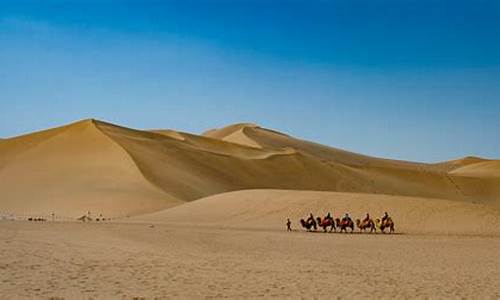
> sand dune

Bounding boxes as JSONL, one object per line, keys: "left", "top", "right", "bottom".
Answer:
{"left": 138, "top": 189, "right": 500, "bottom": 235}
{"left": 203, "top": 123, "right": 263, "bottom": 148}
{"left": 203, "top": 123, "right": 500, "bottom": 203}
{"left": 0, "top": 119, "right": 499, "bottom": 220}
{"left": 0, "top": 120, "right": 179, "bottom": 219}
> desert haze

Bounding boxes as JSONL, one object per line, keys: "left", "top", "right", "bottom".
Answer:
{"left": 1, "top": 119, "right": 499, "bottom": 298}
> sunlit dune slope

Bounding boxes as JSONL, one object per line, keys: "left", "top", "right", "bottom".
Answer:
{"left": 0, "top": 119, "right": 499, "bottom": 218}
{"left": 137, "top": 189, "right": 500, "bottom": 235}
{"left": 203, "top": 123, "right": 262, "bottom": 148}
{"left": 450, "top": 160, "right": 500, "bottom": 178}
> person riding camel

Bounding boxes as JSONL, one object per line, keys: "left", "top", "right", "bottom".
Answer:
{"left": 325, "top": 212, "right": 332, "bottom": 221}
{"left": 363, "top": 213, "right": 370, "bottom": 223}
{"left": 342, "top": 213, "right": 351, "bottom": 224}
{"left": 381, "top": 212, "right": 389, "bottom": 224}
{"left": 306, "top": 213, "right": 315, "bottom": 224}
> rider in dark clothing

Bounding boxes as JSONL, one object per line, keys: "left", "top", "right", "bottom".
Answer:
{"left": 306, "top": 213, "right": 314, "bottom": 223}
{"left": 381, "top": 212, "right": 389, "bottom": 223}
{"left": 325, "top": 212, "right": 332, "bottom": 221}
{"left": 363, "top": 213, "right": 370, "bottom": 223}
{"left": 342, "top": 213, "right": 352, "bottom": 223}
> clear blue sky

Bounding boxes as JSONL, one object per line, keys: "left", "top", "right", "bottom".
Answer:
{"left": 1, "top": 0, "right": 499, "bottom": 162}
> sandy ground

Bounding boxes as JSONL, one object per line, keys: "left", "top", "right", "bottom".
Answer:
{"left": 1, "top": 220, "right": 500, "bottom": 299}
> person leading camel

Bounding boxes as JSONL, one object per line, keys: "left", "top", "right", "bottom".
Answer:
{"left": 286, "top": 218, "right": 292, "bottom": 231}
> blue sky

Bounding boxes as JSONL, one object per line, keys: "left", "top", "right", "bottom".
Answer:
{"left": 1, "top": 0, "right": 499, "bottom": 162}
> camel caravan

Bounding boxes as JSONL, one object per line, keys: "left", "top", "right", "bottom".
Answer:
{"left": 77, "top": 211, "right": 107, "bottom": 222}
{"left": 295, "top": 212, "right": 395, "bottom": 234}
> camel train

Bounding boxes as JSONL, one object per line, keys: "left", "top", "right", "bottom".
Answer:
{"left": 299, "top": 212, "right": 395, "bottom": 234}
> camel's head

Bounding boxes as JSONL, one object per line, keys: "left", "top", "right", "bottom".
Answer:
{"left": 355, "top": 219, "right": 361, "bottom": 225}
{"left": 300, "top": 219, "right": 305, "bottom": 226}
{"left": 375, "top": 218, "right": 381, "bottom": 224}
{"left": 316, "top": 217, "right": 322, "bottom": 223}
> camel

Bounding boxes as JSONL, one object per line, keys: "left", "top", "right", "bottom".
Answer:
{"left": 355, "top": 218, "right": 376, "bottom": 233}
{"left": 300, "top": 218, "right": 317, "bottom": 231}
{"left": 316, "top": 217, "right": 336, "bottom": 232}
{"left": 375, "top": 217, "right": 395, "bottom": 233}
{"left": 335, "top": 218, "right": 354, "bottom": 233}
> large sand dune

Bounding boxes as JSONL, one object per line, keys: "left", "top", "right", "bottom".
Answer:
{"left": 0, "top": 120, "right": 179, "bottom": 218}
{"left": 0, "top": 119, "right": 499, "bottom": 220}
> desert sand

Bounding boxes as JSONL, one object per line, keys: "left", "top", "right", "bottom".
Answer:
{"left": 1, "top": 220, "right": 500, "bottom": 298}
{"left": 1, "top": 119, "right": 499, "bottom": 298}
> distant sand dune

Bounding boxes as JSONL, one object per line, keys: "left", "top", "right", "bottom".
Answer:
{"left": 450, "top": 160, "right": 500, "bottom": 178}
{"left": 203, "top": 123, "right": 262, "bottom": 148}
